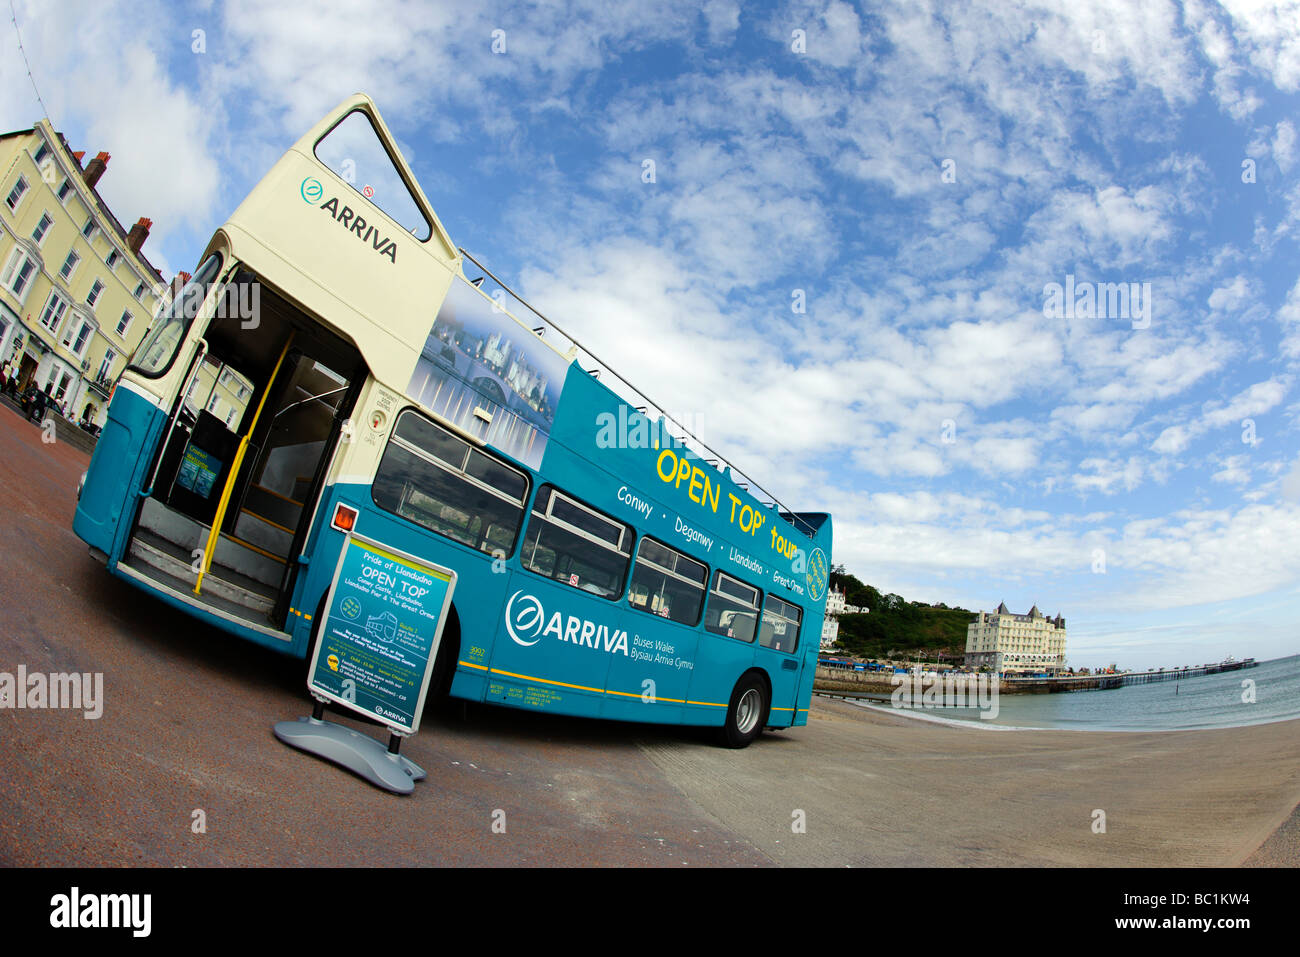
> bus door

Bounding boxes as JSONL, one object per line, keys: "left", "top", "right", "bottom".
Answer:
{"left": 123, "top": 269, "right": 363, "bottom": 635}
{"left": 754, "top": 595, "right": 804, "bottom": 725}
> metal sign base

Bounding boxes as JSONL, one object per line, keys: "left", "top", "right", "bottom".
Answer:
{"left": 274, "top": 715, "right": 426, "bottom": 795}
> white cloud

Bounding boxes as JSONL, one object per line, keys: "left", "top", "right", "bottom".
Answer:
{"left": 1207, "top": 275, "right": 1254, "bottom": 312}
{"left": 1278, "top": 276, "right": 1300, "bottom": 359}
{"left": 1152, "top": 423, "right": 1193, "bottom": 456}
{"left": 780, "top": 0, "right": 865, "bottom": 69}
{"left": 702, "top": 0, "right": 740, "bottom": 45}
{"left": 1216, "top": 0, "right": 1300, "bottom": 92}
{"left": 1072, "top": 455, "right": 1145, "bottom": 494}
{"left": 1151, "top": 376, "right": 1292, "bottom": 455}
{"left": 1211, "top": 454, "right": 1252, "bottom": 485}
{"left": 1274, "top": 119, "right": 1298, "bottom": 171}
{"left": 0, "top": 0, "right": 221, "bottom": 273}
{"left": 1114, "top": 502, "right": 1300, "bottom": 609}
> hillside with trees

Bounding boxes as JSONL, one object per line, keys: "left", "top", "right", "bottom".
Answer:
{"left": 828, "top": 566, "right": 975, "bottom": 663}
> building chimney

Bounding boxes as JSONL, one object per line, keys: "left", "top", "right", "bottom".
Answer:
{"left": 72, "top": 150, "right": 85, "bottom": 165}
{"left": 127, "top": 217, "right": 152, "bottom": 254}
{"left": 170, "top": 271, "right": 192, "bottom": 298}
{"left": 83, "top": 151, "right": 110, "bottom": 189}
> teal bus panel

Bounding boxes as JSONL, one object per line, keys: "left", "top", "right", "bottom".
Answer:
{"left": 73, "top": 385, "right": 168, "bottom": 560}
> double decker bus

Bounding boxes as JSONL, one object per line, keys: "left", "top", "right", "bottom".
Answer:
{"left": 73, "top": 95, "right": 832, "bottom": 747}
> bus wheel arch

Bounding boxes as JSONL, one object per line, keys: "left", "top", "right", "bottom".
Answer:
{"left": 717, "top": 668, "right": 770, "bottom": 749}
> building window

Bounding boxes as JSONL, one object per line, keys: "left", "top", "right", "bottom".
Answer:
{"left": 42, "top": 364, "right": 71, "bottom": 403}
{"left": 61, "top": 318, "right": 94, "bottom": 358}
{"left": 115, "top": 310, "right": 132, "bottom": 339}
{"left": 1, "top": 247, "right": 37, "bottom": 298}
{"left": 81, "top": 218, "right": 95, "bottom": 240}
{"left": 133, "top": 281, "right": 146, "bottom": 300}
{"left": 38, "top": 291, "right": 69, "bottom": 335}
{"left": 59, "top": 250, "right": 80, "bottom": 281}
{"left": 6, "top": 175, "right": 30, "bottom": 211}
{"left": 57, "top": 179, "right": 72, "bottom": 202}
{"left": 53, "top": 371, "right": 71, "bottom": 402}
{"left": 97, "top": 349, "right": 115, "bottom": 382}
{"left": 32, "top": 212, "right": 54, "bottom": 245}
{"left": 86, "top": 279, "right": 104, "bottom": 308}
{"left": 33, "top": 143, "right": 49, "bottom": 165}
{"left": 105, "top": 249, "right": 119, "bottom": 269}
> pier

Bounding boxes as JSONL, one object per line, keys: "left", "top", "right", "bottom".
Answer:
{"left": 813, "top": 658, "right": 1258, "bottom": 696}
{"left": 1003, "top": 658, "right": 1258, "bottom": 693}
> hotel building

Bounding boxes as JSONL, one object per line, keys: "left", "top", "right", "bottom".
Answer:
{"left": 965, "top": 602, "right": 1067, "bottom": 674}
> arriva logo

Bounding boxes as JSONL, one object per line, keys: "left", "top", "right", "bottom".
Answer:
{"left": 504, "top": 590, "right": 629, "bottom": 656}
{"left": 505, "top": 590, "right": 545, "bottom": 646}
{"left": 298, "top": 175, "right": 399, "bottom": 264}
{"left": 301, "top": 176, "right": 324, "bottom": 204}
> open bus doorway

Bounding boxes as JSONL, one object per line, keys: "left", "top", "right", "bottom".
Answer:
{"left": 123, "top": 268, "right": 365, "bottom": 639}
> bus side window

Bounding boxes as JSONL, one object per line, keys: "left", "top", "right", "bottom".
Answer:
{"left": 372, "top": 410, "right": 529, "bottom": 556}
{"left": 626, "top": 536, "right": 707, "bottom": 626}
{"left": 760, "top": 595, "right": 803, "bottom": 654}
{"left": 522, "top": 531, "right": 556, "bottom": 575}
{"left": 521, "top": 485, "right": 631, "bottom": 600}
{"left": 704, "top": 571, "right": 760, "bottom": 642}
{"left": 481, "top": 523, "right": 512, "bottom": 555}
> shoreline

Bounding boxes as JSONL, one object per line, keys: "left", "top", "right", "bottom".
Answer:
{"left": 832, "top": 694, "right": 1300, "bottom": 734}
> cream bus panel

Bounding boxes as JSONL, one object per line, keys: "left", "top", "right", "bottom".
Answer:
{"left": 217, "top": 94, "right": 459, "bottom": 392}
{"left": 218, "top": 154, "right": 455, "bottom": 391}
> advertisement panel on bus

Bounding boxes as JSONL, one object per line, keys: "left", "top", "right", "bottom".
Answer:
{"left": 406, "top": 278, "right": 570, "bottom": 471}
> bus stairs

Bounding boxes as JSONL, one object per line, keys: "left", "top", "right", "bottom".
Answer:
{"left": 122, "top": 495, "right": 294, "bottom": 632}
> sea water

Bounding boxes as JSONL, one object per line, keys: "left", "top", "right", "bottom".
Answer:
{"left": 852, "top": 654, "right": 1300, "bottom": 731}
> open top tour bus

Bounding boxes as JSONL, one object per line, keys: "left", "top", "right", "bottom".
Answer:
{"left": 74, "top": 94, "right": 833, "bottom": 747}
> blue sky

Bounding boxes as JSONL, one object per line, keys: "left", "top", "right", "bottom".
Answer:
{"left": 3, "top": 0, "right": 1298, "bottom": 668}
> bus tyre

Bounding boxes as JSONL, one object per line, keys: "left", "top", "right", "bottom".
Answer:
{"left": 718, "top": 674, "right": 768, "bottom": 749}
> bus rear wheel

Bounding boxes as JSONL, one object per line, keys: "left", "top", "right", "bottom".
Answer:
{"left": 718, "top": 674, "right": 768, "bottom": 748}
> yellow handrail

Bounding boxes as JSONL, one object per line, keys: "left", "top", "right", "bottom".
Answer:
{"left": 194, "top": 334, "right": 295, "bottom": 595}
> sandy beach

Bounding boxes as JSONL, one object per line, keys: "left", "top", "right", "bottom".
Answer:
{"left": 638, "top": 695, "right": 1300, "bottom": 867}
